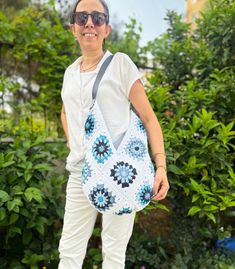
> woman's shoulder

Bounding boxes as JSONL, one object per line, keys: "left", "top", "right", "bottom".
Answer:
{"left": 113, "top": 51, "right": 134, "bottom": 64}
{"left": 112, "top": 52, "right": 138, "bottom": 73}
{"left": 64, "top": 57, "right": 81, "bottom": 75}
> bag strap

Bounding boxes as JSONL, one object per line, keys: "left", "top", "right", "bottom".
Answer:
{"left": 92, "top": 54, "right": 114, "bottom": 100}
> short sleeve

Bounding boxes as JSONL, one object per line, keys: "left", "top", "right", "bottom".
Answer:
{"left": 61, "top": 67, "right": 69, "bottom": 101}
{"left": 115, "top": 52, "right": 143, "bottom": 98}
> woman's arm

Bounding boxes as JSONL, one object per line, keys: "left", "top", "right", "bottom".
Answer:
{"left": 129, "top": 79, "right": 170, "bottom": 201}
{"left": 61, "top": 103, "right": 70, "bottom": 148}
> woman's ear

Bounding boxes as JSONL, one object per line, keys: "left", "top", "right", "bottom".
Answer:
{"left": 105, "top": 24, "right": 112, "bottom": 38}
{"left": 70, "top": 24, "right": 76, "bottom": 37}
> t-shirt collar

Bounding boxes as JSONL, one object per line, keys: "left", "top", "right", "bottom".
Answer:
{"left": 69, "top": 50, "right": 112, "bottom": 74}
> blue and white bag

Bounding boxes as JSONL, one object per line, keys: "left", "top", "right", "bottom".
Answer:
{"left": 81, "top": 55, "right": 155, "bottom": 215}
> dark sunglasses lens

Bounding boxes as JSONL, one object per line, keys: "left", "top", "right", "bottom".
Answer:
{"left": 74, "top": 12, "right": 106, "bottom": 26}
{"left": 75, "top": 12, "right": 88, "bottom": 25}
{"left": 92, "top": 12, "right": 106, "bottom": 26}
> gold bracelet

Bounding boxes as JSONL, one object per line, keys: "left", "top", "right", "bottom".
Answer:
{"left": 152, "top": 152, "right": 166, "bottom": 159}
{"left": 157, "top": 165, "right": 167, "bottom": 172}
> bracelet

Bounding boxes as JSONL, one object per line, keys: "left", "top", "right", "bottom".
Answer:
{"left": 157, "top": 165, "right": 167, "bottom": 172}
{"left": 152, "top": 152, "right": 166, "bottom": 159}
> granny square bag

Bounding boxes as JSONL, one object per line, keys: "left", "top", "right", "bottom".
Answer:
{"left": 81, "top": 54, "right": 155, "bottom": 215}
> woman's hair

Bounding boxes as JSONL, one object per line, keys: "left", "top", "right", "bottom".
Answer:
{"left": 70, "top": 0, "right": 109, "bottom": 24}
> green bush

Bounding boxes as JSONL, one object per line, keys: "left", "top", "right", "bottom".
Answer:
{"left": 0, "top": 131, "right": 67, "bottom": 269}
{"left": 126, "top": 215, "right": 235, "bottom": 269}
{"left": 146, "top": 0, "right": 235, "bottom": 224}
{"left": 147, "top": 79, "right": 235, "bottom": 223}
{"left": 140, "top": 2, "right": 235, "bottom": 267}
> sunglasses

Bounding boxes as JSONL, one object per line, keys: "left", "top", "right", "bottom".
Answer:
{"left": 72, "top": 11, "right": 108, "bottom": 26}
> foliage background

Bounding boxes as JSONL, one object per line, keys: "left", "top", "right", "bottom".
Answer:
{"left": 0, "top": 0, "right": 235, "bottom": 268}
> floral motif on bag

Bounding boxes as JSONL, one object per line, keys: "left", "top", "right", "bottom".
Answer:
{"left": 110, "top": 161, "right": 137, "bottom": 188}
{"left": 125, "top": 138, "right": 147, "bottom": 160}
{"left": 115, "top": 207, "right": 133, "bottom": 215}
{"left": 85, "top": 112, "right": 96, "bottom": 138}
{"left": 136, "top": 118, "right": 146, "bottom": 134}
{"left": 88, "top": 184, "right": 116, "bottom": 211}
{"left": 92, "top": 135, "right": 113, "bottom": 164}
{"left": 136, "top": 184, "right": 153, "bottom": 206}
{"left": 82, "top": 160, "right": 92, "bottom": 184}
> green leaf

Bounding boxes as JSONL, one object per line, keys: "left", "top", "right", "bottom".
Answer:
{"left": 34, "top": 163, "right": 52, "bottom": 171}
{"left": 190, "top": 179, "right": 201, "bottom": 192}
{"left": 155, "top": 203, "right": 170, "bottom": 212}
{"left": 26, "top": 220, "right": 36, "bottom": 229}
{"left": 192, "top": 194, "right": 199, "bottom": 202}
{"left": 0, "top": 190, "right": 10, "bottom": 202}
{"left": 206, "top": 213, "right": 216, "bottom": 223}
{"left": 228, "top": 167, "right": 235, "bottom": 180}
{"left": 7, "top": 198, "right": 23, "bottom": 211}
{"left": 35, "top": 217, "right": 47, "bottom": 235}
{"left": 227, "top": 201, "right": 235, "bottom": 207}
{"left": 203, "top": 205, "right": 218, "bottom": 211}
{"left": 2, "top": 161, "right": 15, "bottom": 168}
{"left": 7, "top": 201, "right": 16, "bottom": 211}
{"left": 188, "top": 156, "right": 196, "bottom": 166}
{"left": 227, "top": 131, "right": 235, "bottom": 136}
{"left": 20, "top": 208, "right": 29, "bottom": 217}
{"left": 9, "top": 226, "right": 22, "bottom": 235}
{"left": 177, "top": 182, "right": 190, "bottom": 196}
{"left": 201, "top": 190, "right": 214, "bottom": 196}
{"left": 167, "top": 164, "right": 184, "bottom": 175}
{"left": 225, "top": 122, "right": 234, "bottom": 132}
{"left": 24, "top": 187, "right": 43, "bottom": 203}
{"left": 12, "top": 185, "right": 24, "bottom": 195}
{"left": 23, "top": 230, "right": 33, "bottom": 245}
{"left": 206, "top": 196, "right": 217, "bottom": 202}
{"left": 22, "top": 140, "right": 31, "bottom": 149}
{"left": 9, "top": 213, "right": 19, "bottom": 224}
{"left": 0, "top": 208, "right": 6, "bottom": 221}
{"left": 188, "top": 206, "right": 201, "bottom": 216}
{"left": 0, "top": 153, "right": 4, "bottom": 167}
{"left": 210, "top": 178, "right": 217, "bottom": 192}
{"left": 24, "top": 171, "right": 33, "bottom": 182}
{"left": 22, "top": 253, "right": 44, "bottom": 264}
{"left": 18, "top": 162, "right": 32, "bottom": 170}
{"left": 36, "top": 223, "right": 44, "bottom": 235}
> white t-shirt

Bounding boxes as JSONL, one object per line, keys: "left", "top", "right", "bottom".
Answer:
{"left": 61, "top": 50, "right": 142, "bottom": 165}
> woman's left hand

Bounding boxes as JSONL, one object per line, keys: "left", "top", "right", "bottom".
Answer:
{"left": 152, "top": 167, "right": 170, "bottom": 201}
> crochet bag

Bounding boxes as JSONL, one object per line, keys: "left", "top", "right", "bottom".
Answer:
{"left": 81, "top": 55, "right": 155, "bottom": 215}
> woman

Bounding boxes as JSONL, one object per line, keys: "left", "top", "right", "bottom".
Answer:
{"left": 58, "top": 0, "right": 170, "bottom": 268}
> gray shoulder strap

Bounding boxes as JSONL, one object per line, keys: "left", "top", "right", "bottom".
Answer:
{"left": 92, "top": 54, "right": 114, "bottom": 100}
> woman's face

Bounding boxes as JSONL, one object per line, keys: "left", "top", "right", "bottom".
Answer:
{"left": 71, "top": 0, "right": 111, "bottom": 53}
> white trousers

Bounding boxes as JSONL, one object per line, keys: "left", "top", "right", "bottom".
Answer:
{"left": 58, "top": 162, "right": 136, "bottom": 269}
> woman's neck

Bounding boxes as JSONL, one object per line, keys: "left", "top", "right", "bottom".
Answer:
{"left": 81, "top": 50, "right": 105, "bottom": 66}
